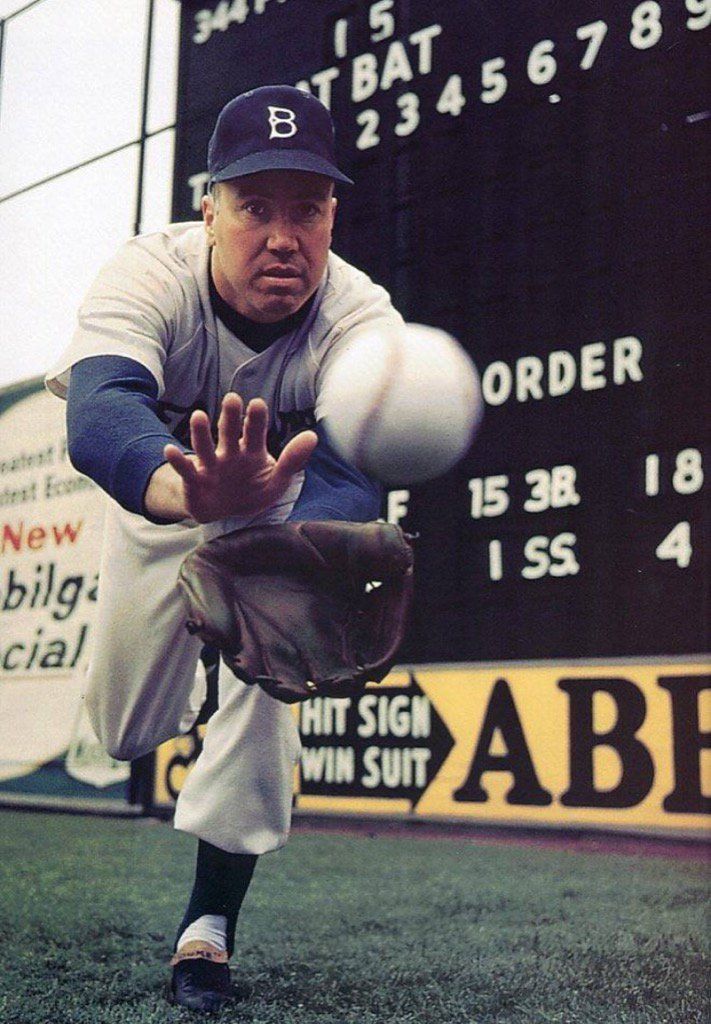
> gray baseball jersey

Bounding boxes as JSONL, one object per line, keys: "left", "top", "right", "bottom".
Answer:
{"left": 46, "top": 222, "right": 403, "bottom": 853}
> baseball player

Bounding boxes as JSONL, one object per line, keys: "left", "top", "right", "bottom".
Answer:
{"left": 45, "top": 85, "right": 404, "bottom": 1012}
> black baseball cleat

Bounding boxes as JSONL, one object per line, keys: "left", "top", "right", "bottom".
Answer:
{"left": 168, "top": 946, "right": 232, "bottom": 1013}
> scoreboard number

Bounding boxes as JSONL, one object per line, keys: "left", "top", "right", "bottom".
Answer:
{"left": 576, "top": 20, "right": 608, "bottom": 69}
{"left": 673, "top": 449, "right": 704, "bottom": 495}
{"left": 369, "top": 0, "right": 396, "bottom": 42}
{"left": 527, "top": 40, "right": 557, "bottom": 86}
{"left": 685, "top": 0, "right": 711, "bottom": 30}
{"left": 644, "top": 448, "right": 704, "bottom": 496}
{"left": 656, "top": 522, "right": 692, "bottom": 568}
{"left": 395, "top": 92, "right": 420, "bottom": 136}
{"left": 333, "top": 18, "right": 348, "bottom": 59}
{"left": 355, "top": 109, "right": 380, "bottom": 151}
{"left": 436, "top": 75, "right": 466, "bottom": 117}
{"left": 192, "top": 0, "right": 290, "bottom": 44}
{"left": 469, "top": 475, "right": 510, "bottom": 519}
{"left": 645, "top": 454, "right": 661, "bottom": 496}
{"left": 488, "top": 540, "right": 504, "bottom": 582}
{"left": 630, "top": 1, "right": 664, "bottom": 48}
{"left": 193, "top": 0, "right": 249, "bottom": 42}
{"left": 480, "top": 57, "right": 507, "bottom": 104}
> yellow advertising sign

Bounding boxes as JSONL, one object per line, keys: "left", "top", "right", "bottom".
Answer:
{"left": 153, "top": 661, "right": 710, "bottom": 835}
{"left": 153, "top": 729, "right": 206, "bottom": 809}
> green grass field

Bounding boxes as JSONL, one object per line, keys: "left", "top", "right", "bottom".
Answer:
{"left": 0, "top": 810, "right": 708, "bottom": 1024}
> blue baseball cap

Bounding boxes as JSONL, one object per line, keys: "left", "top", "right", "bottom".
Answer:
{"left": 208, "top": 85, "right": 353, "bottom": 185}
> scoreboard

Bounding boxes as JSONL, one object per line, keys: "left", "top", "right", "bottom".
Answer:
{"left": 172, "top": 0, "right": 709, "bottom": 665}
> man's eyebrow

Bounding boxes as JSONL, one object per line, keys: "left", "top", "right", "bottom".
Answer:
{"left": 234, "top": 189, "right": 331, "bottom": 200}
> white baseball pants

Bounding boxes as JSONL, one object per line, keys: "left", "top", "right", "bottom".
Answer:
{"left": 84, "top": 496, "right": 302, "bottom": 854}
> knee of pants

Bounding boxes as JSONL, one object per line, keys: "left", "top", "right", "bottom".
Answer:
{"left": 85, "top": 698, "right": 136, "bottom": 761}
{"left": 84, "top": 681, "right": 152, "bottom": 762}
{"left": 85, "top": 704, "right": 126, "bottom": 761}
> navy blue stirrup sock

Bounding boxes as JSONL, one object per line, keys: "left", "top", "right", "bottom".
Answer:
{"left": 176, "top": 840, "right": 258, "bottom": 958}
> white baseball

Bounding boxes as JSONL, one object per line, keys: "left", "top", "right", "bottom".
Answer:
{"left": 319, "top": 322, "right": 483, "bottom": 484}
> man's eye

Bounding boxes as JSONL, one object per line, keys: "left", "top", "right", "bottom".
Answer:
{"left": 298, "top": 203, "right": 321, "bottom": 220}
{"left": 244, "top": 201, "right": 267, "bottom": 217}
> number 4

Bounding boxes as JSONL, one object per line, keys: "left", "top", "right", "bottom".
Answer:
{"left": 656, "top": 522, "right": 692, "bottom": 568}
{"left": 437, "top": 75, "right": 466, "bottom": 116}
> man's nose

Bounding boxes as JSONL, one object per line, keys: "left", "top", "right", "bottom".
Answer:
{"left": 266, "top": 217, "right": 298, "bottom": 254}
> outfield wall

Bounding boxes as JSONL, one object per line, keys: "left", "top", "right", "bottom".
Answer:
{"left": 152, "top": 662, "right": 709, "bottom": 837}
{"left": 1, "top": 388, "right": 707, "bottom": 834}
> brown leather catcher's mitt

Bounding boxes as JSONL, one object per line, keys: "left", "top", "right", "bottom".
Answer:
{"left": 177, "top": 521, "right": 414, "bottom": 703}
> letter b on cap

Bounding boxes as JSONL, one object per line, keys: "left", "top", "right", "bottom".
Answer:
{"left": 268, "top": 106, "right": 297, "bottom": 139}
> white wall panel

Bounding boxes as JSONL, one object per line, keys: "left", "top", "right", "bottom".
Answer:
{"left": 146, "top": 0, "right": 180, "bottom": 135}
{"left": 0, "top": 0, "right": 148, "bottom": 197}
{"left": 139, "top": 126, "right": 175, "bottom": 234}
{"left": 0, "top": 146, "right": 139, "bottom": 386}
{"left": 0, "top": 1, "right": 31, "bottom": 18}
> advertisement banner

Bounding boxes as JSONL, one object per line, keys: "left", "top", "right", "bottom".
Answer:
{"left": 0, "top": 381, "right": 130, "bottom": 802}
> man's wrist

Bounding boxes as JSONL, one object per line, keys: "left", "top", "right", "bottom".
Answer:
{"left": 143, "top": 462, "right": 190, "bottom": 522}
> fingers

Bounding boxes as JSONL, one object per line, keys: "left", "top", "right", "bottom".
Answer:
{"left": 272, "top": 429, "right": 318, "bottom": 490}
{"left": 189, "top": 410, "right": 217, "bottom": 468}
{"left": 164, "top": 444, "right": 198, "bottom": 482}
{"left": 242, "top": 398, "right": 269, "bottom": 455}
{"left": 216, "top": 392, "right": 244, "bottom": 458}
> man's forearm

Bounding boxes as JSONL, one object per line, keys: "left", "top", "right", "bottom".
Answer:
{"left": 288, "top": 421, "right": 381, "bottom": 523}
{"left": 67, "top": 355, "right": 190, "bottom": 520}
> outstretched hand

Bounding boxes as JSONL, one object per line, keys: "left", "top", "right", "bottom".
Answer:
{"left": 163, "top": 393, "right": 317, "bottom": 523}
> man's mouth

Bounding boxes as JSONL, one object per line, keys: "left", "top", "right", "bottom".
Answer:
{"left": 260, "top": 266, "right": 301, "bottom": 279}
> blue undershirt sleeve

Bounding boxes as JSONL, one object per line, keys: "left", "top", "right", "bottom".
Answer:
{"left": 67, "top": 356, "right": 380, "bottom": 523}
{"left": 66, "top": 355, "right": 187, "bottom": 516}
{"left": 288, "top": 421, "right": 382, "bottom": 523}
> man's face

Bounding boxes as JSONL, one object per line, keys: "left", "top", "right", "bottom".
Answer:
{"left": 202, "top": 170, "right": 337, "bottom": 323}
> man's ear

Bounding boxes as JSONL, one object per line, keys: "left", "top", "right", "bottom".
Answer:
{"left": 330, "top": 196, "right": 338, "bottom": 227}
{"left": 202, "top": 193, "right": 216, "bottom": 243}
